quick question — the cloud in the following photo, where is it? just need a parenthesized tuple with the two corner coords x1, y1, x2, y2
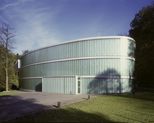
(0, 0, 20, 10)
(14, 19, 60, 54)
(1, 0, 110, 54)
(0, 0, 34, 11)
(1, 0, 62, 54)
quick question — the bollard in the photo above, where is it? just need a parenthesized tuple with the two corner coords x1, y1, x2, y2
(57, 101, 61, 108)
(88, 95, 90, 100)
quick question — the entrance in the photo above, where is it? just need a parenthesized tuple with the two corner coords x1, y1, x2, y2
(75, 76, 81, 94)
(78, 78, 81, 94)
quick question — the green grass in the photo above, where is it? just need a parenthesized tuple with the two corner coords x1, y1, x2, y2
(0, 90, 17, 96)
(11, 92, 154, 123)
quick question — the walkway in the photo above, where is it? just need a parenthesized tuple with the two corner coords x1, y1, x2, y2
(0, 91, 88, 121)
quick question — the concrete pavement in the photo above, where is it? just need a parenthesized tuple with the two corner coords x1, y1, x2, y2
(0, 91, 88, 122)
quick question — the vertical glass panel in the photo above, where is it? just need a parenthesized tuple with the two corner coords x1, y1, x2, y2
(128, 39, 135, 57)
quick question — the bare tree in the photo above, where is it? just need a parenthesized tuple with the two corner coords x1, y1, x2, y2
(0, 23, 15, 91)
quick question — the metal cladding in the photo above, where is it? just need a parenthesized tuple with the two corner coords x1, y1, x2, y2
(19, 36, 135, 94)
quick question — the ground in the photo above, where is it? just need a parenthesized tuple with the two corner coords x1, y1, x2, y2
(0, 91, 87, 122)
(1, 91, 154, 123)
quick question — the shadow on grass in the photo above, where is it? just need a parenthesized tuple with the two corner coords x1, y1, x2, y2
(0, 95, 116, 123)
(12, 108, 117, 123)
(109, 92, 154, 102)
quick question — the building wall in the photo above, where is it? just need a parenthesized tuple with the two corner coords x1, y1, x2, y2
(19, 36, 135, 94)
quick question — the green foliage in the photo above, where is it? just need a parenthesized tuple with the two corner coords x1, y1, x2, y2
(129, 3, 154, 88)
(0, 45, 6, 91)
(8, 52, 19, 86)
(0, 44, 18, 90)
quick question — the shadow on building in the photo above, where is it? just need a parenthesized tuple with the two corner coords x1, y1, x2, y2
(35, 83, 42, 92)
(88, 68, 122, 94)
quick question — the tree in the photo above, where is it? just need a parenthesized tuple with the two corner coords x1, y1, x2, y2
(0, 23, 15, 91)
(129, 3, 154, 88)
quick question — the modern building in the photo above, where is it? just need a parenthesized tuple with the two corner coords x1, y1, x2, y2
(19, 36, 135, 94)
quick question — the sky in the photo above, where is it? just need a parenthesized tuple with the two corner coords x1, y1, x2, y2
(0, 0, 153, 54)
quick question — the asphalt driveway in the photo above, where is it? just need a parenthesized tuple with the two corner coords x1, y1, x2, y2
(0, 91, 88, 122)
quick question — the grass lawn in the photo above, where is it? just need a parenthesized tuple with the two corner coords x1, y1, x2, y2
(10, 92, 154, 123)
(0, 90, 17, 96)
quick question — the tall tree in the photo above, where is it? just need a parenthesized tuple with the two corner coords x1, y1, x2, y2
(129, 3, 154, 88)
(0, 23, 15, 91)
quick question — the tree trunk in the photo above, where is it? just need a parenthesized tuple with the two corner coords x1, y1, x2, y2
(5, 67, 9, 91)
(5, 39, 9, 92)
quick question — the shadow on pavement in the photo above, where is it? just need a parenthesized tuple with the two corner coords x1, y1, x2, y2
(0, 95, 116, 123)
(0, 95, 50, 122)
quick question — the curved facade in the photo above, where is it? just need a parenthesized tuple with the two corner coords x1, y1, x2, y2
(19, 36, 135, 94)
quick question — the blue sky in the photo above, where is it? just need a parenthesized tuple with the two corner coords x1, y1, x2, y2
(0, 0, 153, 54)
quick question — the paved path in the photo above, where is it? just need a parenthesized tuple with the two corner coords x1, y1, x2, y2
(0, 91, 88, 121)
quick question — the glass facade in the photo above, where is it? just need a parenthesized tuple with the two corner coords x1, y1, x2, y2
(19, 36, 135, 94)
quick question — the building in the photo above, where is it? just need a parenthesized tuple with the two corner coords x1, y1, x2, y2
(19, 36, 135, 94)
